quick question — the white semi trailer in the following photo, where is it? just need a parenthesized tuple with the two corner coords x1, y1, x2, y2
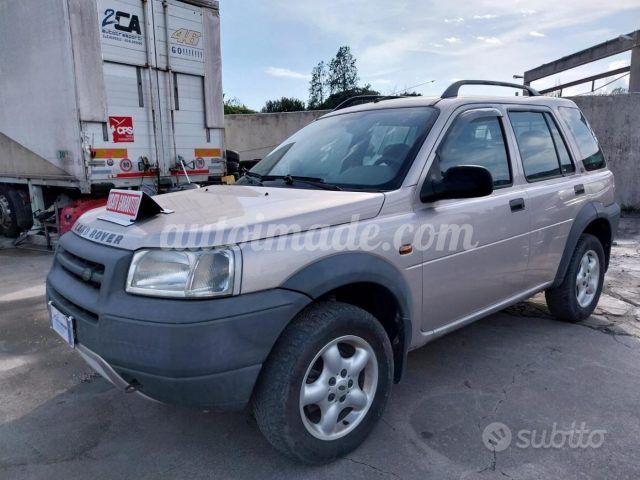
(0, 0, 226, 237)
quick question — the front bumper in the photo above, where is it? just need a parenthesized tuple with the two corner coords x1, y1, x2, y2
(46, 233, 310, 410)
(74, 343, 159, 403)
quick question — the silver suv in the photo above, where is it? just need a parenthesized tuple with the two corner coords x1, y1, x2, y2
(46, 80, 619, 464)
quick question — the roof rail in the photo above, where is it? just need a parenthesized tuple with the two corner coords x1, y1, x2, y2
(332, 95, 404, 111)
(441, 80, 540, 98)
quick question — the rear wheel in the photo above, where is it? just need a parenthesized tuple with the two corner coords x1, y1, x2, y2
(252, 302, 393, 464)
(545, 233, 605, 322)
(0, 188, 19, 237)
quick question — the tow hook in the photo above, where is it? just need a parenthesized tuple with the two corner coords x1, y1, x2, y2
(124, 379, 142, 393)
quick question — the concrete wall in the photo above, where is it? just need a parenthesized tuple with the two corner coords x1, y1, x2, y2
(571, 94, 640, 208)
(224, 110, 329, 161)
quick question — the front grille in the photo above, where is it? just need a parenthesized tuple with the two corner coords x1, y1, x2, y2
(57, 247, 105, 288)
(50, 233, 132, 331)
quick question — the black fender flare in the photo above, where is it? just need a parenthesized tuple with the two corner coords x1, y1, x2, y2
(281, 252, 413, 382)
(552, 201, 620, 287)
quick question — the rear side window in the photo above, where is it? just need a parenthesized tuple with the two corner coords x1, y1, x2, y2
(436, 114, 512, 187)
(545, 113, 575, 174)
(509, 111, 567, 181)
(558, 107, 606, 171)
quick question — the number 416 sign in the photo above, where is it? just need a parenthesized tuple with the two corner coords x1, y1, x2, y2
(171, 28, 201, 46)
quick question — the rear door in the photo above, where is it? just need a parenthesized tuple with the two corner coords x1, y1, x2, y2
(505, 108, 586, 289)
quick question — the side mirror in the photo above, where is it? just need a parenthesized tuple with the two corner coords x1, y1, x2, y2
(421, 165, 494, 203)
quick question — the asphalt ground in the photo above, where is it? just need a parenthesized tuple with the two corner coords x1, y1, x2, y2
(1, 217, 639, 479)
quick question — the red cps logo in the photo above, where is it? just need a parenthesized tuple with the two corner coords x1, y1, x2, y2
(116, 126, 134, 135)
(109, 116, 135, 143)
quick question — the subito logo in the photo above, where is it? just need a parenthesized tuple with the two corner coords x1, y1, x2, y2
(109, 116, 134, 143)
(482, 422, 512, 452)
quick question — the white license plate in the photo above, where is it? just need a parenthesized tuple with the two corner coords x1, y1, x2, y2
(48, 302, 75, 348)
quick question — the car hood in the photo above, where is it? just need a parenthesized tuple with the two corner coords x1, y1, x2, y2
(73, 185, 385, 250)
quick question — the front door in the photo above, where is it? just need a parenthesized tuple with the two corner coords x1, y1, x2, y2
(417, 107, 530, 333)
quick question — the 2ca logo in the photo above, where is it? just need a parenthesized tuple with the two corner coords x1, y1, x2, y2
(102, 8, 142, 35)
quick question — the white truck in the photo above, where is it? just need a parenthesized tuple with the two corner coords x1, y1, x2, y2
(0, 0, 226, 237)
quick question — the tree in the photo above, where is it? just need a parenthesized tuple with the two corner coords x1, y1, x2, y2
(610, 87, 628, 95)
(308, 61, 328, 109)
(261, 97, 306, 113)
(318, 85, 380, 110)
(396, 91, 422, 97)
(223, 96, 256, 114)
(328, 46, 359, 94)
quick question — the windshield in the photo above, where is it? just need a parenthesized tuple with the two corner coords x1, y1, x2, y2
(245, 107, 439, 191)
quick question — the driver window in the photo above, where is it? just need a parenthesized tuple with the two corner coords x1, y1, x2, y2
(435, 114, 512, 187)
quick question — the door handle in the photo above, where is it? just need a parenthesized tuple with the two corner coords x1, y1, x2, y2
(509, 198, 525, 212)
(574, 184, 585, 195)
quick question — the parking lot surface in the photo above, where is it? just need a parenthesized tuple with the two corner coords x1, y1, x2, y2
(1, 217, 639, 479)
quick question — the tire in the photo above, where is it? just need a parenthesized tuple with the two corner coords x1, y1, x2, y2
(0, 188, 19, 237)
(226, 160, 240, 175)
(545, 233, 605, 323)
(252, 301, 393, 464)
(225, 149, 240, 163)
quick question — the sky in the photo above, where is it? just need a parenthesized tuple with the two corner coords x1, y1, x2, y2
(219, 0, 640, 110)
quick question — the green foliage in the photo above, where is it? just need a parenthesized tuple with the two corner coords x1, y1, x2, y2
(261, 97, 306, 113)
(328, 46, 359, 94)
(308, 61, 328, 109)
(223, 96, 256, 114)
(308, 46, 374, 110)
(306, 46, 428, 110)
(317, 85, 381, 110)
(610, 87, 628, 95)
(592, 86, 629, 96)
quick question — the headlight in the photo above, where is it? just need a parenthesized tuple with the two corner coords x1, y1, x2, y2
(126, 247, 240, 298)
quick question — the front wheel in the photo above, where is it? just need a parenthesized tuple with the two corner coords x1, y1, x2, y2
(252, 302, 393, 464)
(545, 233, 605, 322)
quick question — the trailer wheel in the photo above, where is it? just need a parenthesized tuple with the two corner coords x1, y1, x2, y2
(0, 188, 19, 237)
(227, 160, 240, 175)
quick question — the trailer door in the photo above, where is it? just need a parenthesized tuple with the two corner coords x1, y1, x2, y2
(171, 72, 217, 176)
(153, 0, 224, 181)
(86, 0, 165, 189)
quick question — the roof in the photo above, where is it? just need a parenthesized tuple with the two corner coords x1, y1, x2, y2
(320, 94, 578, 118)
(320, 79, 580, 118)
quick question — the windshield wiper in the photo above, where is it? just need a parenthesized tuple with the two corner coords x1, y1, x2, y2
(241, 172, 341, 191)
(240, 170, 264, 185)
(270, 174, 342, 191)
